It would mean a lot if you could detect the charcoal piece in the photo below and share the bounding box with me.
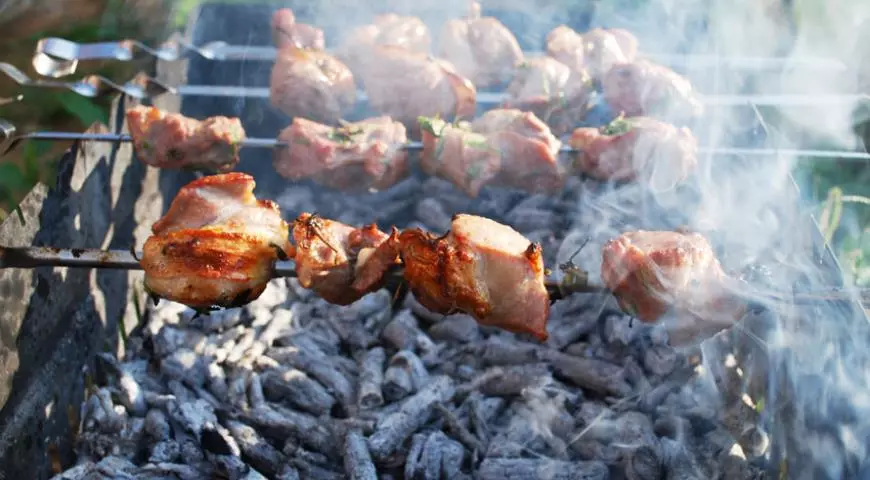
[381,309,424,351]
[602,314,639,347]
[275,465,301,480]
[367,376,456,461]
[547,313,599,350]
[479,337,542,366]
[93,388,125,434]
[624,445,663,480]
[137,462,210,479]
[440,433,466,479]
[466,393,505,444]
[383,350,430,402]
[167,379,199,404]
[416,197,453,232]
[505,207,556,233]
[465,363,551,397]
[660,438,704,480]
[144,409,172,441]
[160,349,208,387]
[358,347,386,409]
[420,432,445,479]
[243,374,264,410]
[97,353,148,417]
[228,370,250,409]
[654,415,692,441]
[570,441,623,465]
[428,315,481,343]
[404,434,428,479]
[343,429,378,480]
[261,367,336,415]
[237,404,333,455]
[476,458,609,480]
[283,443,345,480]
[643,345,679,377]
[152,326,206,357]
[435,403,484,453]
[329,314,376,351]
[267,346,356,410]
[169,399,217,441]
[144,392,175,409]
[201,422,241,456]
[212,455,268,480]
[206,362,229,401]
[544,351,632,396]
[224,419,287,478]
[149,440,181,463]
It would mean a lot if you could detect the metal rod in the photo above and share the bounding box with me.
[5,129,870,161]
[32,36,849,78]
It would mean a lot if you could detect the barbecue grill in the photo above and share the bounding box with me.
[1,2,869,479]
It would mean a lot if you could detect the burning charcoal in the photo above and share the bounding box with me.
[464,363,551,397]
[624,445,663,480]
[428,314,481,343]
[343,429,378,480]
[150,440,181,463]
[643,345,679,378]
[224,420,287,478]
[144,409,172,441]
[201,422,241,456]
[479,336,542,366]
[660,438,705,480]
[544,351,632,397]
[383,350,430,402]
[357,347,386,409]
[367,376,455,461]
[237,404,333,455]
[160,349,208,387]
[261,367,336,415]
[247,373,266,409]
[416,197,452,232]
[435,403,484,453]
[152,325,206,357]
[266,346,356,411]
[477,458,609,480]
[381,309,425,351]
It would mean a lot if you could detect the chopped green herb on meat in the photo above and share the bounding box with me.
[602,114,633,136]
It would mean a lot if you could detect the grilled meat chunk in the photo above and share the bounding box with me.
[419,117,501,197]
[546,26,638,82]
[337,14,431,79]
[601,230,730,325]
[470,109,565,192]
[438,1,523,88]
[269,47,356,124]
[569,116,698,190]
[141,173,292,310]
[358,45,477,131]
[397,214,551,341]
[271,8,325,50]
[503,57,593,134]
[126,105,245,172]
[292,213,400,305]
[602,59,703,121]
[273,116,409,192]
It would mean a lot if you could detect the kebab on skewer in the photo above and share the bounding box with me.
[269,46,358,124]
[546,26,639,84]
[271,7,325,51]
[335,13,432,82]
[438,0,524,88]
[602,59,704,121]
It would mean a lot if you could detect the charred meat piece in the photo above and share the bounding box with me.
[601,230,729,324]
[358,46,476,130]
[419,117,501,198]
[546,26,638,83]
[269,47,356,124]
[338,14,431,78]
[126,105,245,172]
[141,173,292,310]
[271,8,325,50]
[397,214,551,341]
[470,109,565,192]
[503,57,593,134]
[274,116,409,192]
[292,213,400,305]
[438,1,523,87]
[569,115,698,190]
[602,59,703,121]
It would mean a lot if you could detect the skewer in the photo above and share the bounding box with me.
[33,36,849,78]
[3,126,869,161]
[4,62,868,108]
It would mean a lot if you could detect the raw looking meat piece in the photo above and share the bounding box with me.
[269,47,357,125]
[271,8,325,50]
[546,25,639,83]
[337,13,431,80]
[602,59,704,121]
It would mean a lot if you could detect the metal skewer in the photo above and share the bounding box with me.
[33,36,850,78]
[3,126,869,161]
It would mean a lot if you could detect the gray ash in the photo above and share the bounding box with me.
[51,180,770,479]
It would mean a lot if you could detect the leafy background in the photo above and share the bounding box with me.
[0,0,868,287]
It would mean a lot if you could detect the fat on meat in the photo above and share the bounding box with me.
[269,47,356,124]
[337,14,431,79]
[292,213,400,305]
[271,8,325,50]
[503,56,594,135]
[358,45,477,132]
[141,173,292,310]
[397,214,551,340]
[273,116,409,192]
[546,26,638,82]
[438,0,523,87]
[419,117,501,197]
[470,109,565,192]
[569,116,698,190]
[602,59,703,121]
[126,105,245,172]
